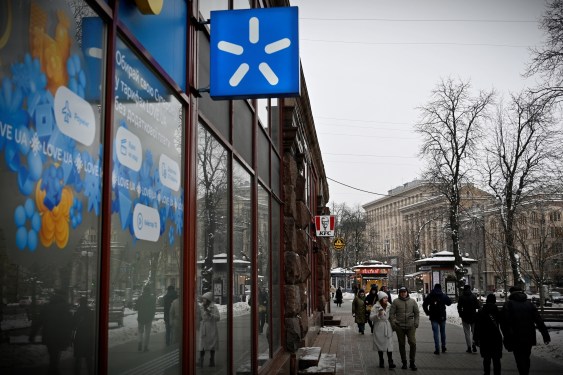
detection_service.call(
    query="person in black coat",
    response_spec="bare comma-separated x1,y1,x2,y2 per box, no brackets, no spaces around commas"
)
364,285,379,333
335,287,343,307
500,286,551,375
457,284,481,353
136,284,156,352
474,294,503,375
422,283,452,354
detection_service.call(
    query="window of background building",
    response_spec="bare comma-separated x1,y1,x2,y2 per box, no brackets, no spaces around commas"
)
196,124,229,374
108,37,184,374
257,184,271,366
233,101,253,166
199,0,228,19
232,161,253,373
0,0,103,372
271,199,282,352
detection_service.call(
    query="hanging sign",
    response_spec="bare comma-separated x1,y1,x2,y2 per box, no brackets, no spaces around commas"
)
315,215,335,237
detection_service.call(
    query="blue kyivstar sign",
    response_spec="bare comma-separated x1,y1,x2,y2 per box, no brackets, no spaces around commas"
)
210,7,300,99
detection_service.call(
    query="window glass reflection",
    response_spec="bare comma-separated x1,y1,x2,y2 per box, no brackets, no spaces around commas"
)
0,1,102,373
196,124,229,374
232,161,253,373
108,37,183,374
257,185,271,367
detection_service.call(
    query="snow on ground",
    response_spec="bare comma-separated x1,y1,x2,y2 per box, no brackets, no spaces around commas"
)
339,291,563,365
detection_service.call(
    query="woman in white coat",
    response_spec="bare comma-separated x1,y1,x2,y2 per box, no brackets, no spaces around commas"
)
198,291,220,367
370,291,396,369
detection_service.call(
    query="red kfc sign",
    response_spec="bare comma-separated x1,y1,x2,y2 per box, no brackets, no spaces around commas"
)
315,215,335,237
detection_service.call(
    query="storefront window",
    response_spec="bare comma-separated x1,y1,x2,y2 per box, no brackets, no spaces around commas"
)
108,38,183,374
0,0,103,373
271,200,281,352
257,184,270,366
196,123,229,374
232,161,253,373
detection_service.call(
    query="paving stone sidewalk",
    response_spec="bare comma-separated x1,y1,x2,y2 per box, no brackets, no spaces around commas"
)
318,298,563,375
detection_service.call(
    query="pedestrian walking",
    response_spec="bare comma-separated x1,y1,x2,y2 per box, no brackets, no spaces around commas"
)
335,287,343,307
352,288,367,334
381,285,392,303
422,283,452,355
73,296,95,374
500,286,550,375
162,285,178,346
458,284,480,353
389,286,419,371
29,290,73,375
136,284,156,352
198,291,220,367
474,294,503,375
370,291,396,369
365,285,378,333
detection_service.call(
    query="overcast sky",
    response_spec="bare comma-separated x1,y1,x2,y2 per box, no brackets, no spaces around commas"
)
290,0,548,207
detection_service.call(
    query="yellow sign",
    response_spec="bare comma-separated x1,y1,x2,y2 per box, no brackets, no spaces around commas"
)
333,237,345,250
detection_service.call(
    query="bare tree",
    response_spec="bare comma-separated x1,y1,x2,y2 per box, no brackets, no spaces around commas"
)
484,92,558,289
416,78,494,293
526,0,563,104
331,203,367,268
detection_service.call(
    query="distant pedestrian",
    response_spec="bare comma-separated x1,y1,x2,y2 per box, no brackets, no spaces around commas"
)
389,286,420,371
364,285,379,333
370,291,396,369
500,286,550,375
352,288,367,334
198,291,220,367
458,284,480,353
335,287,343,307
422,283,451,355
474,294,503,375
169,297,181,344
29,291,73,375
381,285,392,303
162,285,178,346
73,296,95,374
136,284,156,352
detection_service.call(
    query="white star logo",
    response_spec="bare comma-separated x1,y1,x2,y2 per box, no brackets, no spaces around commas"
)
217,17,291,87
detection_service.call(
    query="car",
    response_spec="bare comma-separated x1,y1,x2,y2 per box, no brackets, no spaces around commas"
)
493,290,507,299
549,291,562,304
529,294,553,307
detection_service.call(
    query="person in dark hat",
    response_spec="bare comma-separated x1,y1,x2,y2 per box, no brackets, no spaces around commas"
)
163,285,178,346
422,283,452,355
390,287,420,370
457,284,481,353
500,286,550,375
474,294,503,375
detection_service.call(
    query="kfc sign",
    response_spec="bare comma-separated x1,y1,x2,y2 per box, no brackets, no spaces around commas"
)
315,215,335,237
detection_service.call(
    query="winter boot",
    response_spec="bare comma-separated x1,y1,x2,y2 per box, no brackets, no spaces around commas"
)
209,350,215,367
197,351,204,367
409,361,417,371
401,361,408,369
378,351,384,368
387,351,396,369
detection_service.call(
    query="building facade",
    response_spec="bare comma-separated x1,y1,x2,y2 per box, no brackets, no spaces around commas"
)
0,1,331,374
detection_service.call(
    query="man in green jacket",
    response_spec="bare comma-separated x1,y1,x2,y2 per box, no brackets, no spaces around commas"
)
390,287,420,371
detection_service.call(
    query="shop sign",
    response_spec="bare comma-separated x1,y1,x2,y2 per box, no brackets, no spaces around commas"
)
315,215,335,237
333,237,345,250
358,268,384,274
210,7,300,99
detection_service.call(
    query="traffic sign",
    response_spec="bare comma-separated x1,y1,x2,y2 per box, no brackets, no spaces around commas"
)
333,237,345,250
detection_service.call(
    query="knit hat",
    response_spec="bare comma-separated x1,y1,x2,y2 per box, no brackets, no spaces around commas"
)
509,286,522,293
463,285,471,292
399,286,408,293
377,291,388,301
202,291,214,302
486,294,496,304
434,283,442,290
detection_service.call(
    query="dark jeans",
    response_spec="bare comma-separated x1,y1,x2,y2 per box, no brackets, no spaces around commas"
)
513,345,532,375
430,320,446,351
483,355,501,375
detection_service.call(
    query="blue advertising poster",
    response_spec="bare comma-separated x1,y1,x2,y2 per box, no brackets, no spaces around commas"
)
0,0,103,260
111,38,184,247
